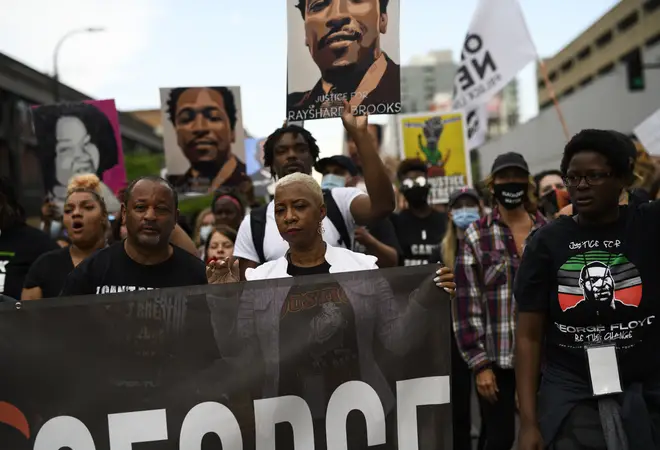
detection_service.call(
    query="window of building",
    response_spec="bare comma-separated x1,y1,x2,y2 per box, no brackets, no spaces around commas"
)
617,11,639,32
537,79,545,89
579,76,593,87
540,100,553,110
598,62,615,76
561,87,575,99
560,59,574,73
643,0,659,14
507,113,519,128
647,32,660,48
595,30,613,48
549,71,558,82
577,46,592,61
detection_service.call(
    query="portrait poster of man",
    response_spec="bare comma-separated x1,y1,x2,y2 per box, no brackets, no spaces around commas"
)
286,0,401,122
31,99,126,214
399,111,472,204
159,86,246,195
244,136,273,201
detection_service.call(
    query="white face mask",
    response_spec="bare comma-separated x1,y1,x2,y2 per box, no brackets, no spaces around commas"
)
321,174,346,190
199,225,213,243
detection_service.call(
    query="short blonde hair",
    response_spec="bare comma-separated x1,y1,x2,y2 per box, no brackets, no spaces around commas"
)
274,172,323,205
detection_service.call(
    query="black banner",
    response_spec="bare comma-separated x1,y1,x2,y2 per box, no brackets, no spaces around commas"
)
0,266,451,449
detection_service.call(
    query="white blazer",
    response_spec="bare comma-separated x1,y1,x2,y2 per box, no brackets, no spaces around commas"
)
245,245,378,280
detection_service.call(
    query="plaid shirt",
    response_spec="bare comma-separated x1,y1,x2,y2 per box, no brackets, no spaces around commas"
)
453,207,547,370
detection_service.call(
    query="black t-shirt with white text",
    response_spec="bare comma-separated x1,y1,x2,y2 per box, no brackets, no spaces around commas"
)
24,246,75,299
0,223,59,300
392,209,447,266
515,204,660,383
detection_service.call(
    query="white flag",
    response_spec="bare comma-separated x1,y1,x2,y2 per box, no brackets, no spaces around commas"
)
464,104,489,150
452,0,536,111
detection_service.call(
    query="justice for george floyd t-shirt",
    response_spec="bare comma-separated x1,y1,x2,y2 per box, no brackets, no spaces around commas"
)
515,204,660,382
0,223,59,300
392,209,447,266
24,246,75,299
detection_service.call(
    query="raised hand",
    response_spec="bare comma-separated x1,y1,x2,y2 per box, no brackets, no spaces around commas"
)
341,99,368,135
206,256,240,284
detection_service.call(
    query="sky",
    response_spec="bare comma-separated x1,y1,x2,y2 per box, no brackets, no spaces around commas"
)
0,0,620,158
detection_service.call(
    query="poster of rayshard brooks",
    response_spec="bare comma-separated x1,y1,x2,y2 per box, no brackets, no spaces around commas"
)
0,266,452,450
286,0,402,121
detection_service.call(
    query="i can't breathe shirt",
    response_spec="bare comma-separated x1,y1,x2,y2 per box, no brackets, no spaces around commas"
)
515,204,660,383
59,242,215,391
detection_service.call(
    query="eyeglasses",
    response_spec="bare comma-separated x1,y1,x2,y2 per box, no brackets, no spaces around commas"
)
562,172,612,187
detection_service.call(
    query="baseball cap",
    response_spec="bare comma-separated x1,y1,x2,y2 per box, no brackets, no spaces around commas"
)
314,155,358,177
490,152,529,175
448,187,481,208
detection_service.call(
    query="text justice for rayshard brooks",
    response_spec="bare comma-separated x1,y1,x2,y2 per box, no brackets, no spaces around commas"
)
28,377,449,450
287,100,403,121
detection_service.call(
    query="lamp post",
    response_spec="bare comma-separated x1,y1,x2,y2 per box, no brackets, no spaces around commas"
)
52,27,105,102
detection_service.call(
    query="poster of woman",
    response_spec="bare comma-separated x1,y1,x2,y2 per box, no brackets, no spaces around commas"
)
31,99,126,214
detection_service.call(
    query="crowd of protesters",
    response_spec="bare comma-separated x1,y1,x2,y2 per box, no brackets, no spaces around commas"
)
1,99,660,450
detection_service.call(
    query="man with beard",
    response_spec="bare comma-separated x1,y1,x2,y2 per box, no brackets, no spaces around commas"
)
391,159,447,266
166,87,246,193
287,0,400,117
233,101,395,279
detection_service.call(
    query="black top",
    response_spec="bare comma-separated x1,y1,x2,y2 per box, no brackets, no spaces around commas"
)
24,246,75,299
515,204,660,383
392,210,448,266
353,217,402,261
0,224,59,300
61,241,208,296
280,259,360,418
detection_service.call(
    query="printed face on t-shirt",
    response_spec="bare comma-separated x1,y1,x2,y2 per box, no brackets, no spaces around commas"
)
122,179,177,248
274,183,326,247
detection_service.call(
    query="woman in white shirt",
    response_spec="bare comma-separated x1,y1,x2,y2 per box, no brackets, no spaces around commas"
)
208,172,455,448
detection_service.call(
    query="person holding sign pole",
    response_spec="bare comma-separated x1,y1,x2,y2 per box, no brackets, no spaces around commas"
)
515,130,660,450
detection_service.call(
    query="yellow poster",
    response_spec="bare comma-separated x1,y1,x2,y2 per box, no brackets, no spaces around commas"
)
399,111,471,204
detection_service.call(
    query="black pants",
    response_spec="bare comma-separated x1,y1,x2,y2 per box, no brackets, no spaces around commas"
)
451,333,474,450
477,366,516,450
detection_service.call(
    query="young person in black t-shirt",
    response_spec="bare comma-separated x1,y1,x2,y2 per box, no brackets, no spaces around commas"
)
61,176,208,295
0,177,58,300
392,159,447,266
23,174,109,300
515,130,660,450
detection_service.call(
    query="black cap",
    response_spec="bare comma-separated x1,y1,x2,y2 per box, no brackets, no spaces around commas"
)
314,155,358,177
448,187,481,208
490,152,529,175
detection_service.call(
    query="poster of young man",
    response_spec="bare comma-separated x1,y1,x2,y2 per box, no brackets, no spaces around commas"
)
399,111,472,204
31,99,126,214
159,86,247,195
244,136,273,201
286,0,401,122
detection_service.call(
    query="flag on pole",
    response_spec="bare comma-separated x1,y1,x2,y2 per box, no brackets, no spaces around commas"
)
453,0,536,149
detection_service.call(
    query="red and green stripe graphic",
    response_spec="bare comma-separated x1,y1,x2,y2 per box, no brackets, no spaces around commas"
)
557,251,642,312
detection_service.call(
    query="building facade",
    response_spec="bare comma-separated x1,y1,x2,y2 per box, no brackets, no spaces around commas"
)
537,0,660,109
0,52,162,218
478,40,660,177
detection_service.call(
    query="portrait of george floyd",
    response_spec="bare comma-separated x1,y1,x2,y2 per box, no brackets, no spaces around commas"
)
31,99,126,214
286,0,401,122
159,86,247,195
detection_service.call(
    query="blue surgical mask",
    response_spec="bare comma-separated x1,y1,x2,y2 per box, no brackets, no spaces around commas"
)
321,174,346,190
452,207,480,230
199,224,213,243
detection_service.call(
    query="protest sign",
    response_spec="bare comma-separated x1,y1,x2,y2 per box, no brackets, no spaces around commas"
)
31,99,126,214
399,111,472,204
286,0,401,121
159,86,247,195
0,266,452,449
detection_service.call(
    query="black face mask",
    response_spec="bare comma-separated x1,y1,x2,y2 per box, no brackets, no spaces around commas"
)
403,186,430,208
493,182,527,210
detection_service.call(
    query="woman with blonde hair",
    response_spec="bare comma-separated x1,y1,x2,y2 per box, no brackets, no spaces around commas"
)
208,172,456,449
22,174,110,300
